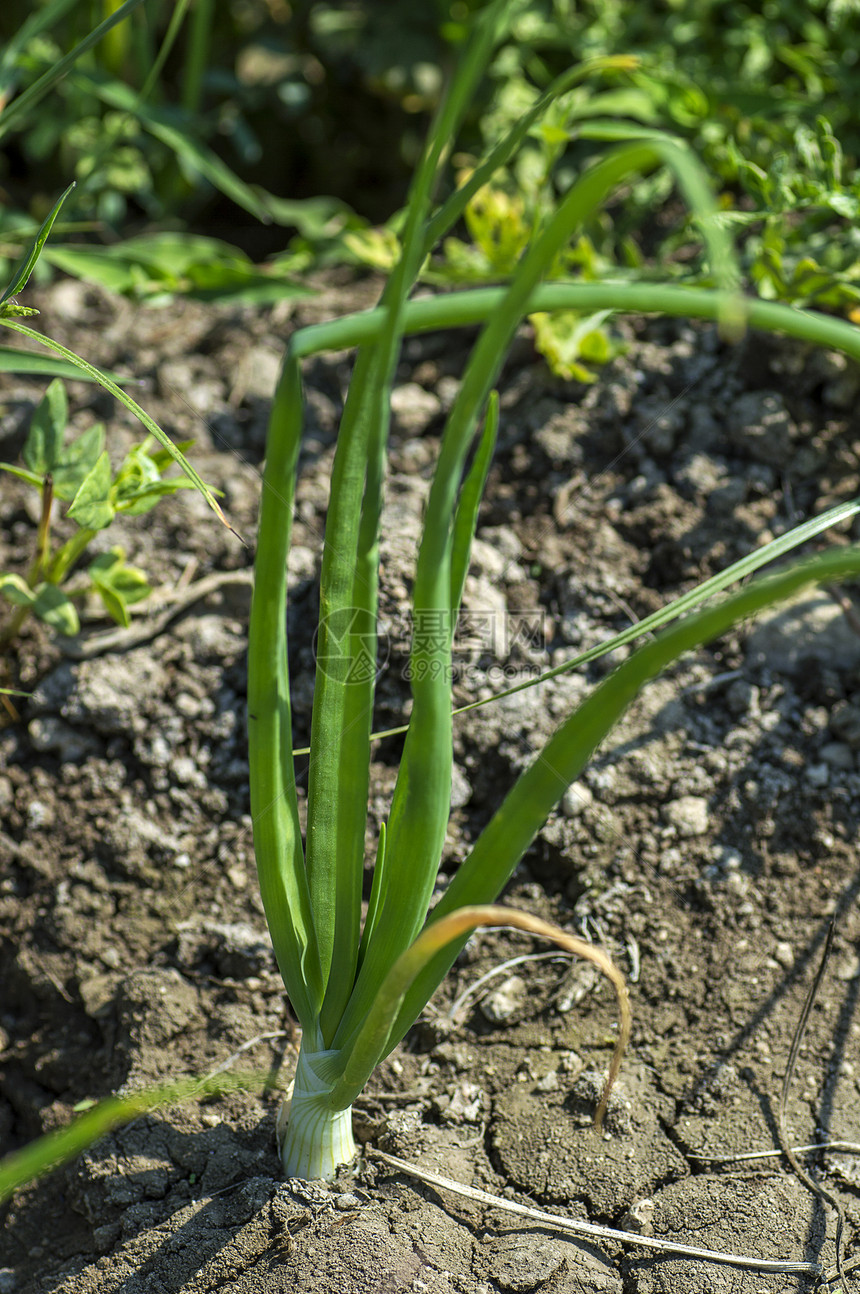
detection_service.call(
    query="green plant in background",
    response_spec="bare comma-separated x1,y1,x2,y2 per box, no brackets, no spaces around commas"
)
0,0,350,305
0,378,197,644
5,0,860,326
0,184,229,662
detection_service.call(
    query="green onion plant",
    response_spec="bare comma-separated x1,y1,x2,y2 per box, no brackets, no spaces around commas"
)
247,1,860,1181
5,0,860,1203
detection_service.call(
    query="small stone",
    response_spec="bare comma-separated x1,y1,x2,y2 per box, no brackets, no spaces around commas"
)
26,799,54,830
830,700,860,749
774,941,795,969
663,795,710,837
724,390,796,465
562,781,594,816
819,741,855,770
481,974,527,1024
390,382,442,430
806,763,829,788
620,1197,655,1234
725,680,757,718
535,1070,559,1093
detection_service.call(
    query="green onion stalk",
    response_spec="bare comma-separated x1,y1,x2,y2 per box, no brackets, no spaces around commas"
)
247,1,860,1179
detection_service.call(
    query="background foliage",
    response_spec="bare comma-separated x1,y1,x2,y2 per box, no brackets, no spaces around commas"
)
1,0,859,311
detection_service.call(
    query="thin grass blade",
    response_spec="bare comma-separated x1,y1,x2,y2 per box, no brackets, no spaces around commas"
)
450,391,499,615
0,183,75,311
0,1071,264,1205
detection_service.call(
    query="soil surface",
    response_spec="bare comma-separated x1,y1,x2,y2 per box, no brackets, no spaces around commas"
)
2,274,860,1293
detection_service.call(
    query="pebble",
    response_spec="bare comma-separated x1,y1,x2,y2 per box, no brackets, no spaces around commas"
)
725,679,757,718
662,795,710,837
480,974,527,1024
724,390,796,464
390,382,441,430
745,594,860,676
819,741,855,769
561,781,594,817
773,941,795,970
806,763,829,788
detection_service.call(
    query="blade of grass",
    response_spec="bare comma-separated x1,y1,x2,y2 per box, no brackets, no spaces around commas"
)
0,346,132,381
450,391,499,616
356,392,498,969
0,1070,265,1205
354,494,860,749
0,182,75,310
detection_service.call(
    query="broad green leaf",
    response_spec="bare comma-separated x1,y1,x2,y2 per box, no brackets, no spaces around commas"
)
86,549,123,578
0,573,36,608
94,583,130,628
41,237,314,306
22,379,67,475
112,446,160,503
530,308,619,382
89,549,150,603
52,424,106,501
32,585,80,635
39,246,143,295
107,567,150,604
68,452,114,530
